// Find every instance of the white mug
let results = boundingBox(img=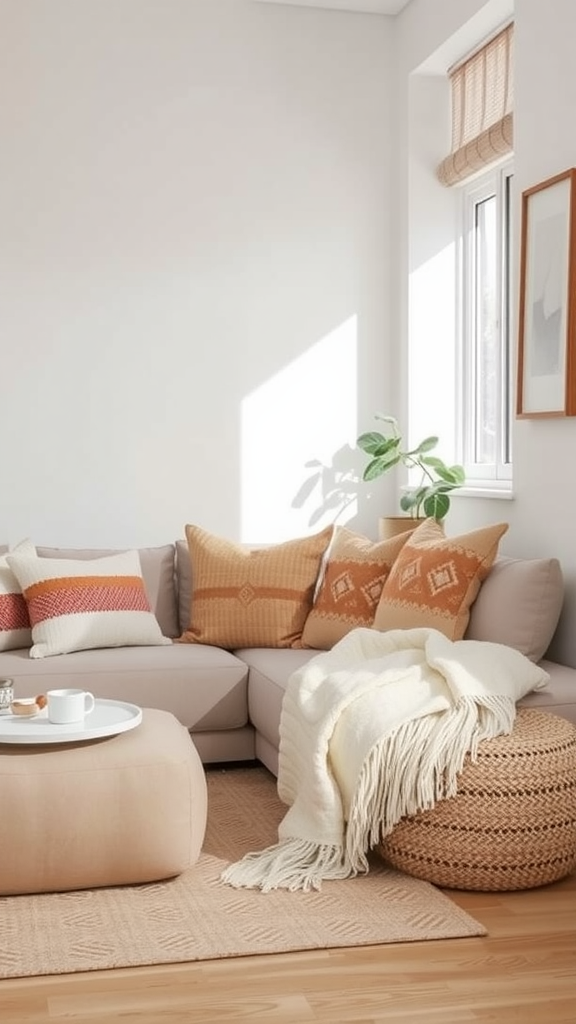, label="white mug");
[47,688,96,725]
